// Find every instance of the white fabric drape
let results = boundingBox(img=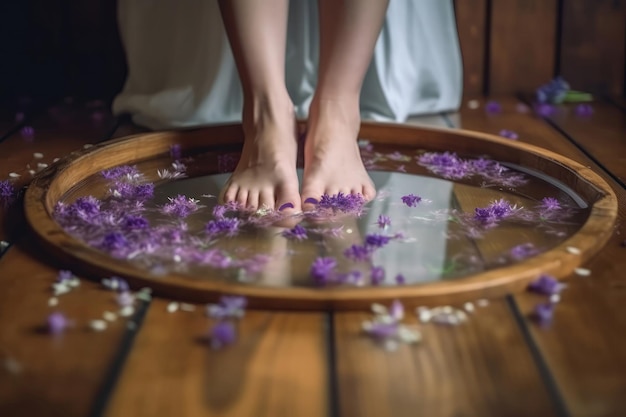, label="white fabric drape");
[113,0,462,129]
